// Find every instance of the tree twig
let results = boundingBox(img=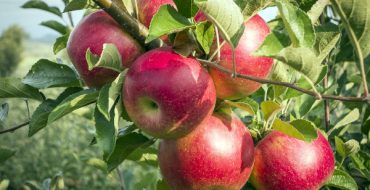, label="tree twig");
[116,166,125,190]
[198,59,369,103]
[330,0,369,97]
[0,121,30,135]
[92,0,162,50]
